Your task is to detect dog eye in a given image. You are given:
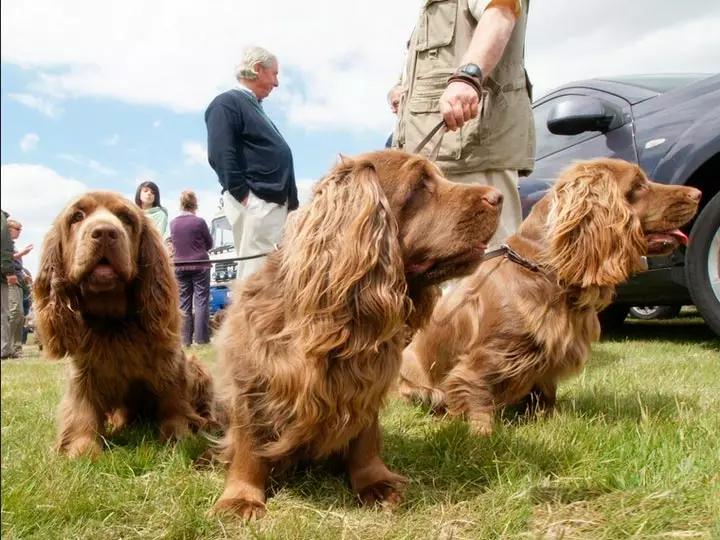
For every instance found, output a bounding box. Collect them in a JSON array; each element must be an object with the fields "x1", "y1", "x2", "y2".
[
  {"x1": 69, "y1": 210, "x2": 85, "y2": 224},
  {"x1": 116, "y1": 211, "x2": 133, "y2": 226},
  {"x1": 627, "y1": 182, "x2": 648, "y2": 202}
]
